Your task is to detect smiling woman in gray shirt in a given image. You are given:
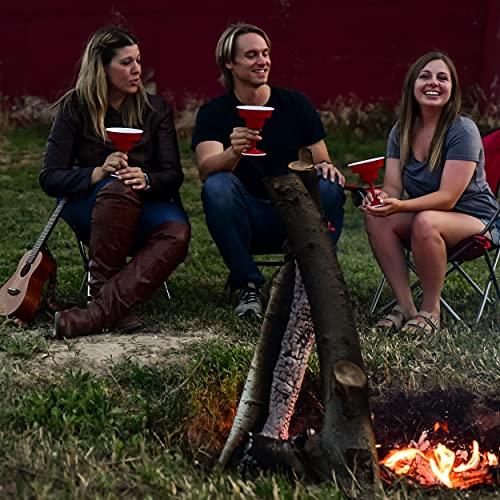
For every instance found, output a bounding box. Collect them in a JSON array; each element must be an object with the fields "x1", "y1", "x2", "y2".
[{"x1": 361, "y1": 51, "x2": 500, "y2": 334}]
